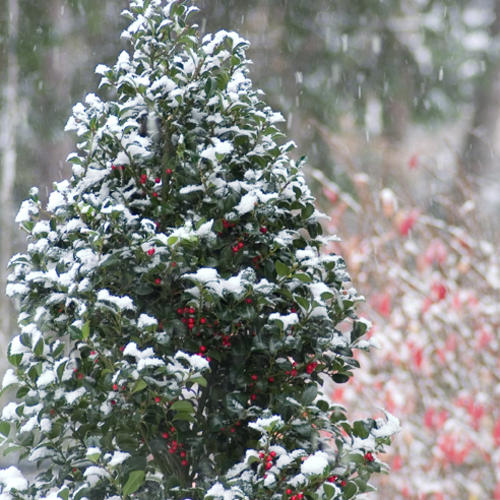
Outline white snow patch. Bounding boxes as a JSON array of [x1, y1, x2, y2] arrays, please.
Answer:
[[37, 370, 56, 388], [96, 289, 135, 311], [248, 415, 284, 434], [108, 451, 130, 466], [83, 466, 109, 486], [65, 387, 86, 405], [301, 451, 329, 475], [138, 314, 158, 329], [46, 191, 65, 213], [200, 138, 234, 162], [1, 369, 18, 389], [0, 467, 28, 492], [174, 351, 210, 371], [269, 313, 299, 330]]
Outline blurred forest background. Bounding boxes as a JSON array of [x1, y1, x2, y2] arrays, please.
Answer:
[[0, 1, 499, 499]]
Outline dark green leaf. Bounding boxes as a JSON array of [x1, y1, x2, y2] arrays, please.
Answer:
[[0, 421, 10, 437], [332, 373, 350, 384], [81, 320, 90, 340], [171, 400, 194, 413], [122, 470, 145, 498], [131, 379, 147, 394], [275, 260, 290, 277], [301, 385, 318, 406]]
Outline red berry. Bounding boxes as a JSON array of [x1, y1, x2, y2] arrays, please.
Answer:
[[265, 462, 272, 470], [340, 480, 346, 487], [162, 432, 168, 439], [297, 494, 304, 499], [327, 475, 337, 482], [111, 164, 117, 170], [270, 451, 277, 458], [259, 452, 265, 459], [286, 489, 292, 495], [250, 393, 257, 401], [200, 345, 207, 353], [166, 168, 173, 174], [152, 192, 158, 198], [155, 278, 161, 285], [238, 241, 244, 249], [189, 307, 195, 314], [291, 369, 298, 377], [177, 308, 183, 315], [140, 174, 147, 184], [111, 400, 116, 406], [180, 451, 186, 457], [171, 261, 176, 267], [260, 226, 268, 234], [251, 374, 258, 381], [268, 377, 275, 383], [232, 246, 239, 253], [364, 451, 374, 462], [147, 248, 155, 256], [200, 317, 207, 324], [112, 384, 118, 391], [181, 460, 188, 466], [291, 496, 297, 500], [155, 177, 161, 183], [155, 396, 161, 403], [245, 298, 252, 304]]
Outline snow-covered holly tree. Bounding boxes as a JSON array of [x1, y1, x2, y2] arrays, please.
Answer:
[[0, 1, 397, 498]]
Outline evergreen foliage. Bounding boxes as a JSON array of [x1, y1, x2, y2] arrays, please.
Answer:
[[1, 1, 396, 498]]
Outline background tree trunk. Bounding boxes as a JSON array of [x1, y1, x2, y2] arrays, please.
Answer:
[[0, 0, 19, 350], [461, 0, 500, 178]]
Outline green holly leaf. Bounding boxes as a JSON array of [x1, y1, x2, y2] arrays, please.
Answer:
[[122, 470, 145, 498]]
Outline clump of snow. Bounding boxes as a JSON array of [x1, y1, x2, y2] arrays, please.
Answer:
[[83, 466, 109, 486], [174, 351, 210, 372], [2, 403, 19, 421], [233, 191, 257, 215], [96, 289, 135, 311], [372, 411, 401, 438], [46, 191, 66, 213], [138, 314, 158, 329], [65, 387, 86, 405], [0, 466, 28, 492], [108, 451, 130, 466], [1, 369, 18, 389], [123, 342, 155, 360], [37, 370, 56, 388], [183, 268, 254, 298], [269, 312, 299, 330], [248, 415, 284, 434], [15, 199, 39, 223], [180, 185, 204, 195], [301, 451, 329, 475], [200, 137, 234, 162]]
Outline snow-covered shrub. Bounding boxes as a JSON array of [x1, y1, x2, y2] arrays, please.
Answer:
[[1, 1, 395, 498], [318, 161, 500, 499]]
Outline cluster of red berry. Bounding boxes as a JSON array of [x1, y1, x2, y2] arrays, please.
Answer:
[[231, 241, 245, 253], [285, 489, 304, 500], [258, 449, 277, 471], [161, 428, 188, 466], [327, 475, 346, 487], [305, 361, 318, 374], [177, 306, 197, 330]]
